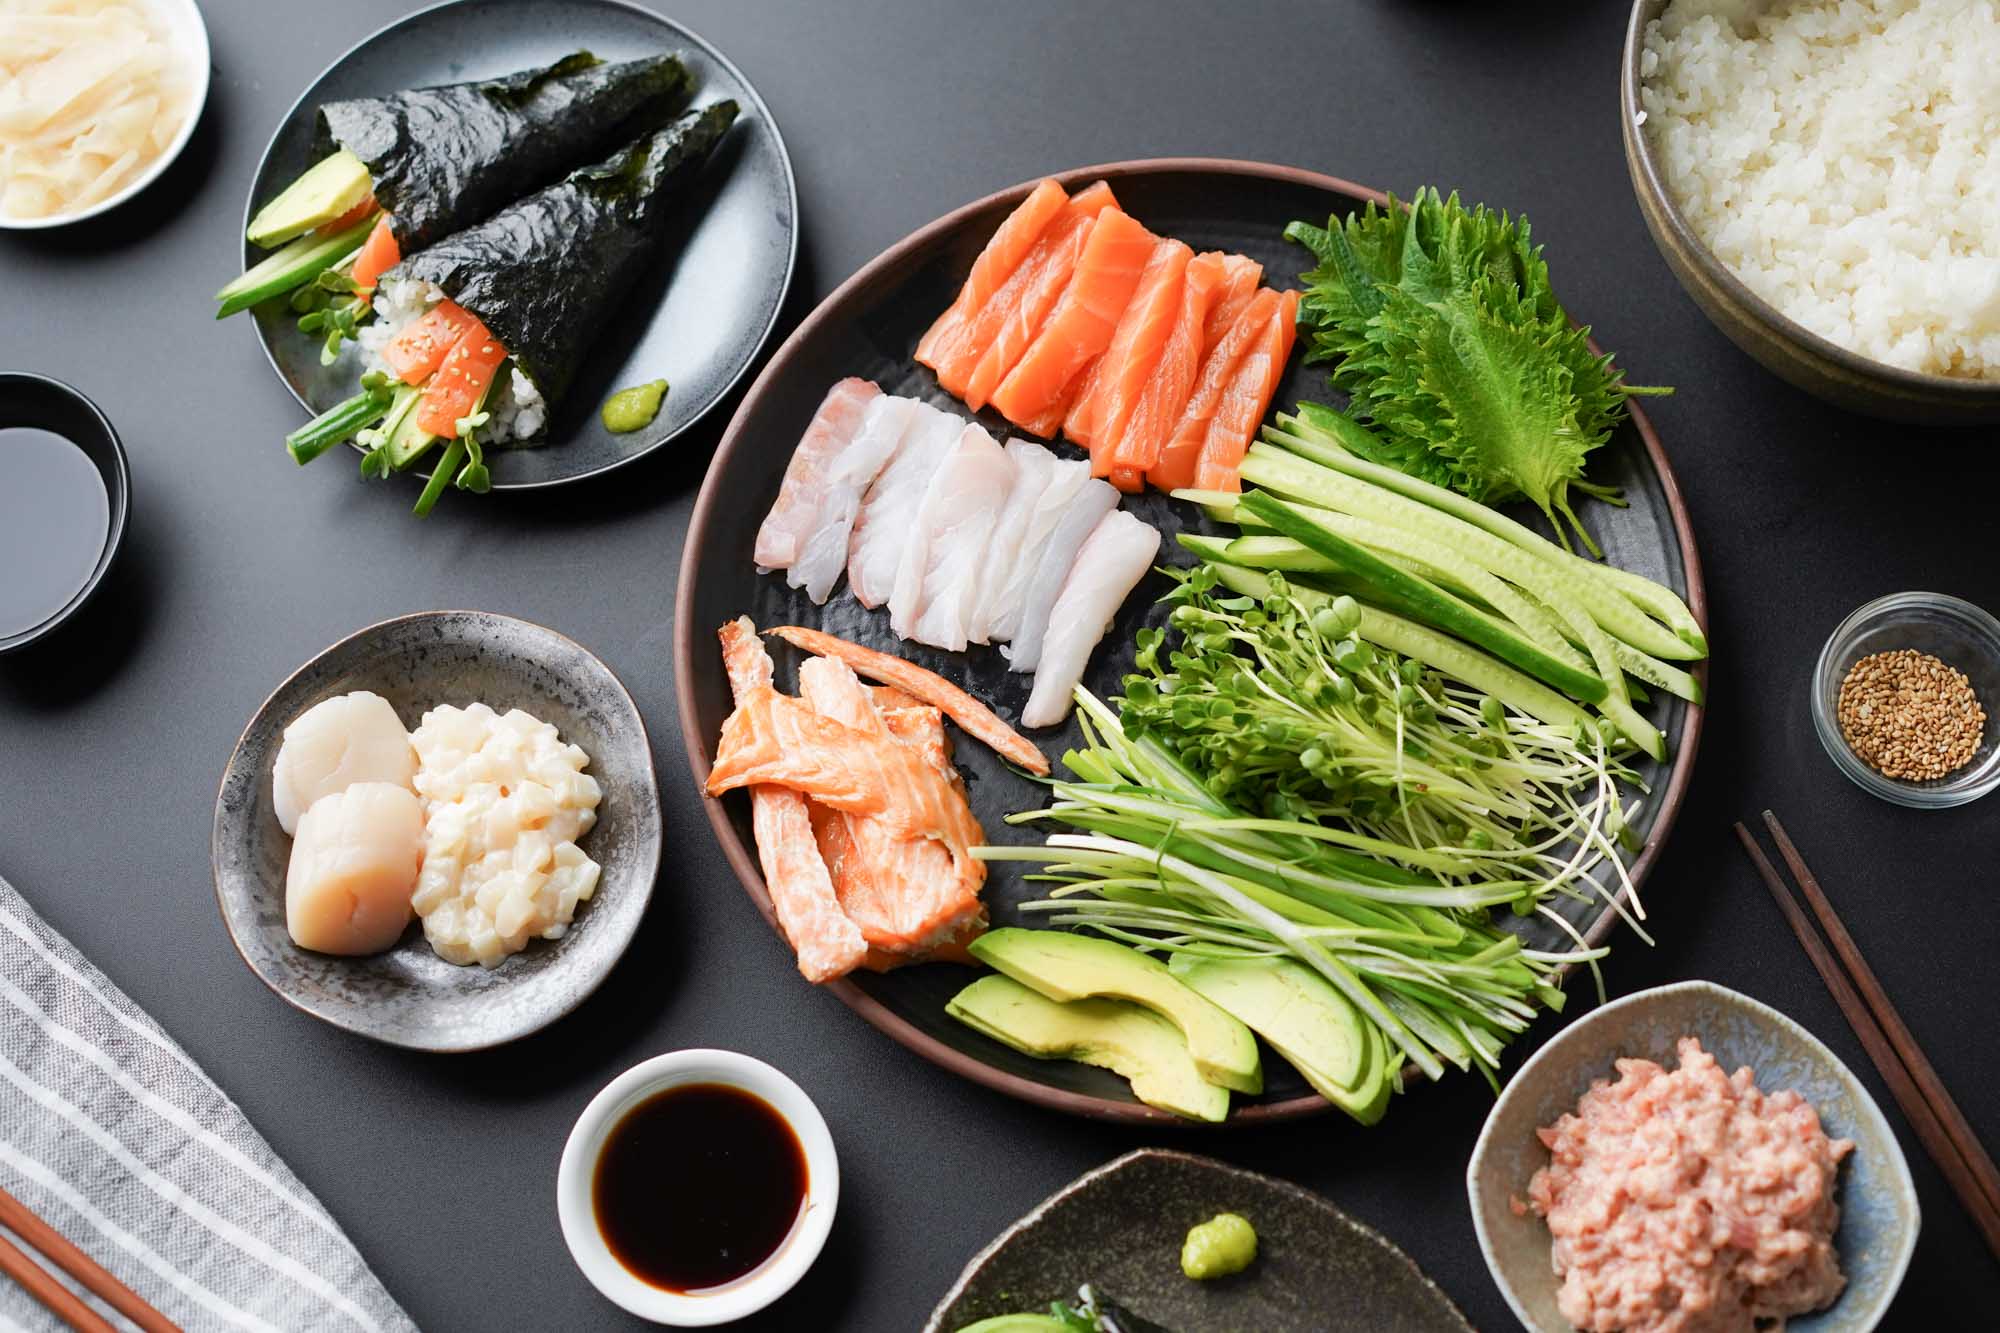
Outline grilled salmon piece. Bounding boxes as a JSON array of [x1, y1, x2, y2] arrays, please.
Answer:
[[765, 625, 1047, 774], [719, 618, 867, 982], [798, 658, 985, 956]]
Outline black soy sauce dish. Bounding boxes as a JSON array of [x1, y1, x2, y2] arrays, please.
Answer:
[[0, 373, 131, 655]]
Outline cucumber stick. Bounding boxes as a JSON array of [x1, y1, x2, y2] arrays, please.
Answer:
[[1239, 493, 1663, 757], [216, 215, 376, 317], [1270, 411, 1706, 656], [1239, 493, 1609, 704], [1243, 444, 1697, 662]]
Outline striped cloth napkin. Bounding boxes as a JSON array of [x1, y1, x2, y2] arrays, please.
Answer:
[[0, 874, 416, 1333]]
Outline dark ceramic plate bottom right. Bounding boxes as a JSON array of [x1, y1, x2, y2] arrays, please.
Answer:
[[924, 1149, 1473, 1332]]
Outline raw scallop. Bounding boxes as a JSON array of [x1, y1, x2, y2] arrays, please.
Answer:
[[272, 690, 416, 835], [284, 783, 423, 955]]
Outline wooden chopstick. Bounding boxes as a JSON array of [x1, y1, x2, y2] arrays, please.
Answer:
[[0, 1186, 181, 1332], [1762, 810, 2000, 1222], [1735, 819, 2000, 1260], [0, 1229, 118, 1333]]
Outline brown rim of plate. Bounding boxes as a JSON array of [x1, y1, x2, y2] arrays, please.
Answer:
[[1620, 1, 2000, 403], [674, 157, 1710, 1126], [210, 609, 662, 1052]]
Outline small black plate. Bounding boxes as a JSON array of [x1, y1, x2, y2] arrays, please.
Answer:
[[0, 372, 130, 655], [925, 1149, 1473, 1332], [241, 0, 797, 490]]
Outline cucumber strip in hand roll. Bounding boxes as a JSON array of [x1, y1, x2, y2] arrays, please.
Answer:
[[283, 101, 740, 515], [217, 50, 689, 332]]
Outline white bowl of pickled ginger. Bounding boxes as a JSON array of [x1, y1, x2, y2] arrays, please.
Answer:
[[0, 0, 210, 228]]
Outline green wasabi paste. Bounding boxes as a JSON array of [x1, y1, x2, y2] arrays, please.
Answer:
[[601, 379, 668, 433], [1181, 1212, 1256, 1280]]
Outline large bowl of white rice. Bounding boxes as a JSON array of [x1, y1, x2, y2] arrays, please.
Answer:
[[1624, 0, 2000, 422]]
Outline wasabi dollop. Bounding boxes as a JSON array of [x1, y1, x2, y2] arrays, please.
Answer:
[[601, 379, 668, 433], [1180, 1211, 1256, 1280]]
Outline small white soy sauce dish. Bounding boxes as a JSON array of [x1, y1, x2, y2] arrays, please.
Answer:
[[558, 1050, 838, 1326]]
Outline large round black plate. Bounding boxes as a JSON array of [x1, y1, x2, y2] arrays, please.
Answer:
[[924, 1149, 1473, 1332], [677, 161, 1707, 1124], [241, 0, 797, 490]]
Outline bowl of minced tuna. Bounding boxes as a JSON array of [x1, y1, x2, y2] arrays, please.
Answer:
[[1622, 0, 2000, 423], [1467, 980, 1919, 1333]]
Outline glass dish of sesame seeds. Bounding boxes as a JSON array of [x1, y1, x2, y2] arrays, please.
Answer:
[[1812, 592, 2000, 808]]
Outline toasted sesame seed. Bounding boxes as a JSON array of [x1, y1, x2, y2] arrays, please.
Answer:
[[1836, 648, 1986, 782]]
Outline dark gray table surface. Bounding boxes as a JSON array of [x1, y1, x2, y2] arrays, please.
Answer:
[[3, 1, 1996, 1328]]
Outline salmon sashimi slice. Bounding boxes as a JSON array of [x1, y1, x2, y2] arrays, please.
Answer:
[[798, 658, 984, 955], [916, 179, 1068, 374], [765, 624, 1049, 774], [956, 182, 1119, 411], [989, 207, 1156, 433], [1150, 286, 1280, 491], [718, 618, 867, 983], [380, 300, 481, 385], [1106, 251, 1227, 474], [1193, 289, 1300, 493], [1015, 357, 1095, 439], [753, 377, 882, 570], [415, 318, 507, 438], [1201, 254, 1264, 355], [1080, 238, 1192, 477], [1059, 354, 1107, 447]]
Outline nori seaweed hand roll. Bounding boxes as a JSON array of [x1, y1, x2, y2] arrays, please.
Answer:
[[386, 100, 740, 409], [317, 51, 690, 252], [218, 51, 688, 320], [280, 101, 740, 516]]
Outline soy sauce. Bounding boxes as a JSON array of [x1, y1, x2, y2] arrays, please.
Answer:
[[593, 1083, 808, 1292], [0, 427, 110, 638]]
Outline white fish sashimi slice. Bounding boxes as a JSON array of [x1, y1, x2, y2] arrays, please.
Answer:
[[965, 440, 1057, 645], [891, 423, 1012, 651], [847, 402, 957, 608], [753, 377, 881, 571], [1022, 510, 1161, 729], [983, 457, 1091, 646], [1002, 477, 1119, 673], [787, 395, 922, 603]]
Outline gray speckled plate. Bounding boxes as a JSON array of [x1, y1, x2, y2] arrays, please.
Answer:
[[925, 1149, 1472, 1332], [211, 611, 662, 1050], [244, 0, 797, 490], [1468, 980, 1920, 1332]]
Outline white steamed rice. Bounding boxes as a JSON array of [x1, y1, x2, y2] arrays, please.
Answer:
[[358, 276, 546, 444], [1641, 0, 2000, 378]]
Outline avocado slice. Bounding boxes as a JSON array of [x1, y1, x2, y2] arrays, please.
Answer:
[[383, 391, 438, 470], [969, 929, 1262, 1094], [1329, 1022, 1394, 1127], [954, 1318, 1070, 1333], [1170, 954, 1397, 1126], [947, 975, 1230, 1123], [246, 150, 375, 248], [1169, 954, 1365, 1090], [216, 214, 377, 318]]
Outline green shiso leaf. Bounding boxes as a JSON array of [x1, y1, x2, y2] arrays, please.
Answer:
[[1285, 188, 1668, 555]]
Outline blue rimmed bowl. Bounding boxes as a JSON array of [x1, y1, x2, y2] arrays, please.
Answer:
[[1468, 981, 1919, 1332]]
